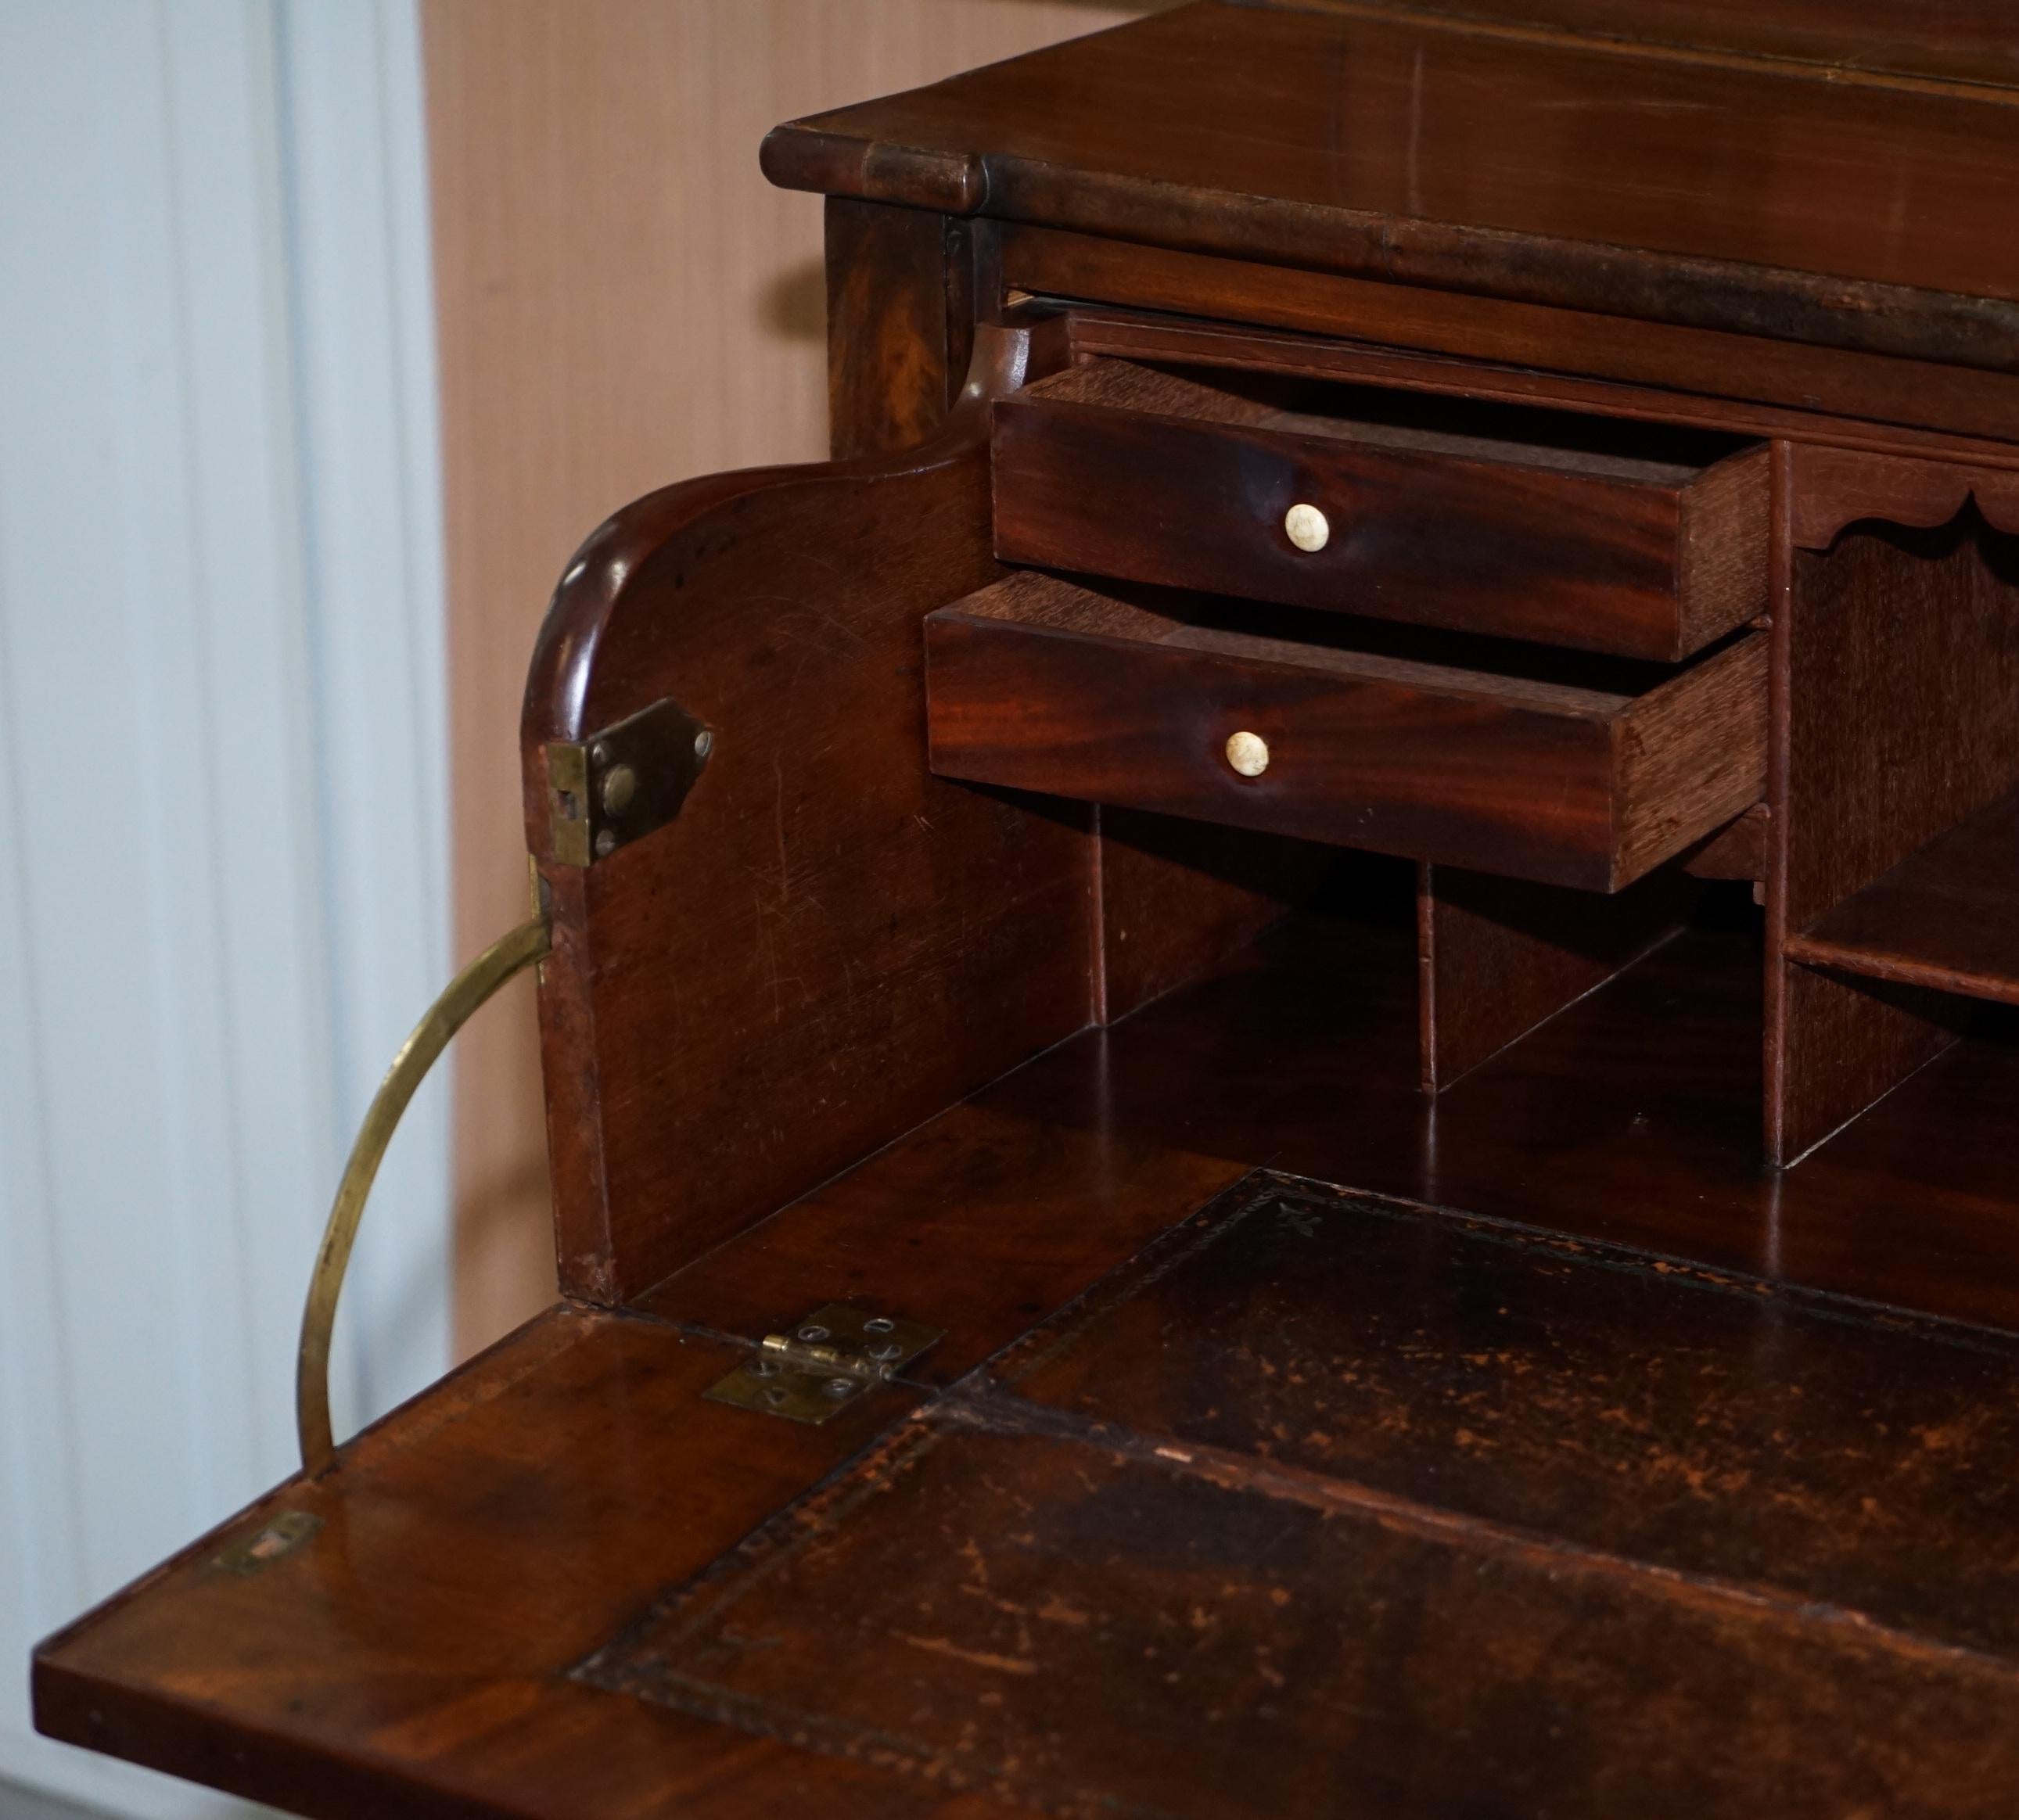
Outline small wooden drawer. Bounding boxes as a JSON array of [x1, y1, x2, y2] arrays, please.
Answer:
[[925, 573, 1768, 892], [992, 361, 1769, 663]]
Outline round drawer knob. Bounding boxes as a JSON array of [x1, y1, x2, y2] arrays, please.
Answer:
[[1283, 501, 1330, 552], [1225, 731, 1270, 777]]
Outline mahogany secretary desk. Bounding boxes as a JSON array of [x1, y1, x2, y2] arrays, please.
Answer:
[[37, 4, 2019, 1815]]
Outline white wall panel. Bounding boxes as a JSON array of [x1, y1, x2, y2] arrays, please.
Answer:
[[0, 2, 447, 1813]]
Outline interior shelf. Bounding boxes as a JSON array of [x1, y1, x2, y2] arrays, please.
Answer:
[[1786, 789, 2019, 1007]]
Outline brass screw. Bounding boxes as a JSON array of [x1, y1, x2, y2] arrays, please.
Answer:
[[600, 763, 638, 815]]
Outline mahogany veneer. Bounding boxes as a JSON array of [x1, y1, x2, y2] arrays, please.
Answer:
[[763, 2, 2019, 372], [37, 4, 2019, 1815], [993, 358, 1769, 660], [1787, 789, 2019, 1008], [925, 571, 1768, 891], [38, 907, 2019, 1818]]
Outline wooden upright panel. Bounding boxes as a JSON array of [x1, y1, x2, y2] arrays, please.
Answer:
[[522, 360, 1096, 1306], [1769, 467, 2019, 1163], [424, 0, 1159, 1352], [824, 199, 965, 460], [1418, 863, 1692, 1092]]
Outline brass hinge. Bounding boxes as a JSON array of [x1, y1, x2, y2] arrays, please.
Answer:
[[703, 1304, 944, 1423], [544, 696, 713, 867]]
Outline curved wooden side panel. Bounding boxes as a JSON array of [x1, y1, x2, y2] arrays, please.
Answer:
[[523, 328, 1097, 1305]]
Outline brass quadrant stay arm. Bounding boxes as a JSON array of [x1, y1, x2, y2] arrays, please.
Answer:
[[296, 913, 551, 1477]]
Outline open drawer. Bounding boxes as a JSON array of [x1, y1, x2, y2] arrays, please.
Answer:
[[925, 572, 1768, 892], [992, 360, 1770, 662]]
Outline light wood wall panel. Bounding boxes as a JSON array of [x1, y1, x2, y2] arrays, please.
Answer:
[[426, 0, 1160, 1358]]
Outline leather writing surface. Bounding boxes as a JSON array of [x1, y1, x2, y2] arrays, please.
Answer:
[[582, 1175, 2019, 1818]]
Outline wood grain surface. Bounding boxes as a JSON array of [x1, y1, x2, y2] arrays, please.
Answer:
[[1417, 862, 1692, 1089], [44, 899, 2019, 1816], [423, 0, 1157, 1354], [925, 571, 1768, 890], [520, 336, 1105, 1306], [1010, 232, 2019, 448], [765, 1, 2019, 371], [1768, 510, 2019, 1161], [993, 360, 1768, 660], [1253, 0, 2019, 91], [1787, 788, 2019, 1008]]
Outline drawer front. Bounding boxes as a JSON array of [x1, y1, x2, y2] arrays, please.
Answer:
[[992, 364, 1769, 663], [925, 575, 1768, 893]]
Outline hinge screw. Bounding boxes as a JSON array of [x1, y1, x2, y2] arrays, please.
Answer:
[[601, 763, 638, 814]]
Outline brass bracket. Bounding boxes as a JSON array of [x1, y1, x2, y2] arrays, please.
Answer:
[[297, 914, 552, 1477], [545, 697, 712, 866], [703, 1304, 945, 1423]]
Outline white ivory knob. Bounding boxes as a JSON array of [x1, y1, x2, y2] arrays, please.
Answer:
[[1284, 501, 1330, 552], [1225, 731, 1270, 777]]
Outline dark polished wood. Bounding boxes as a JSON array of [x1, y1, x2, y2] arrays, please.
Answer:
[[1018, 231, 2019, 451], [1787, 442, 2019, 548], [39, 4, 2019, 1814], [993, 358, 1769, 661], [1265, 0, 2019, 91], [1058, 308, 2019, 469], [765, 2, 2019, 372], [34, 1314, 968, 1820], [1418, 861, 1690, 1089], [518, 328, 1107, 1305], [1787, 789, 2019, 1009], [1683, 802, 1768, 884], [822, 198, 965, 461], [1767, 512, 2019, 1162], [925, 571, 1768, 892], [1092, 807, 1340, 1026], [644, 903, 2019, 1341], [41, 904, 2019, 1818]]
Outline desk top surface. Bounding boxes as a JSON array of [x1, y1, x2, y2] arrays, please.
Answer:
[[39, 917, 2019, 1818], [763, 0, 2019, 372]]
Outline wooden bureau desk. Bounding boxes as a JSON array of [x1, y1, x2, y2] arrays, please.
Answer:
[[35, 5, 2019, 1815]]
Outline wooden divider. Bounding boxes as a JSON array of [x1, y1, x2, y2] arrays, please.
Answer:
[[1766, 445, 2019, 1164]]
